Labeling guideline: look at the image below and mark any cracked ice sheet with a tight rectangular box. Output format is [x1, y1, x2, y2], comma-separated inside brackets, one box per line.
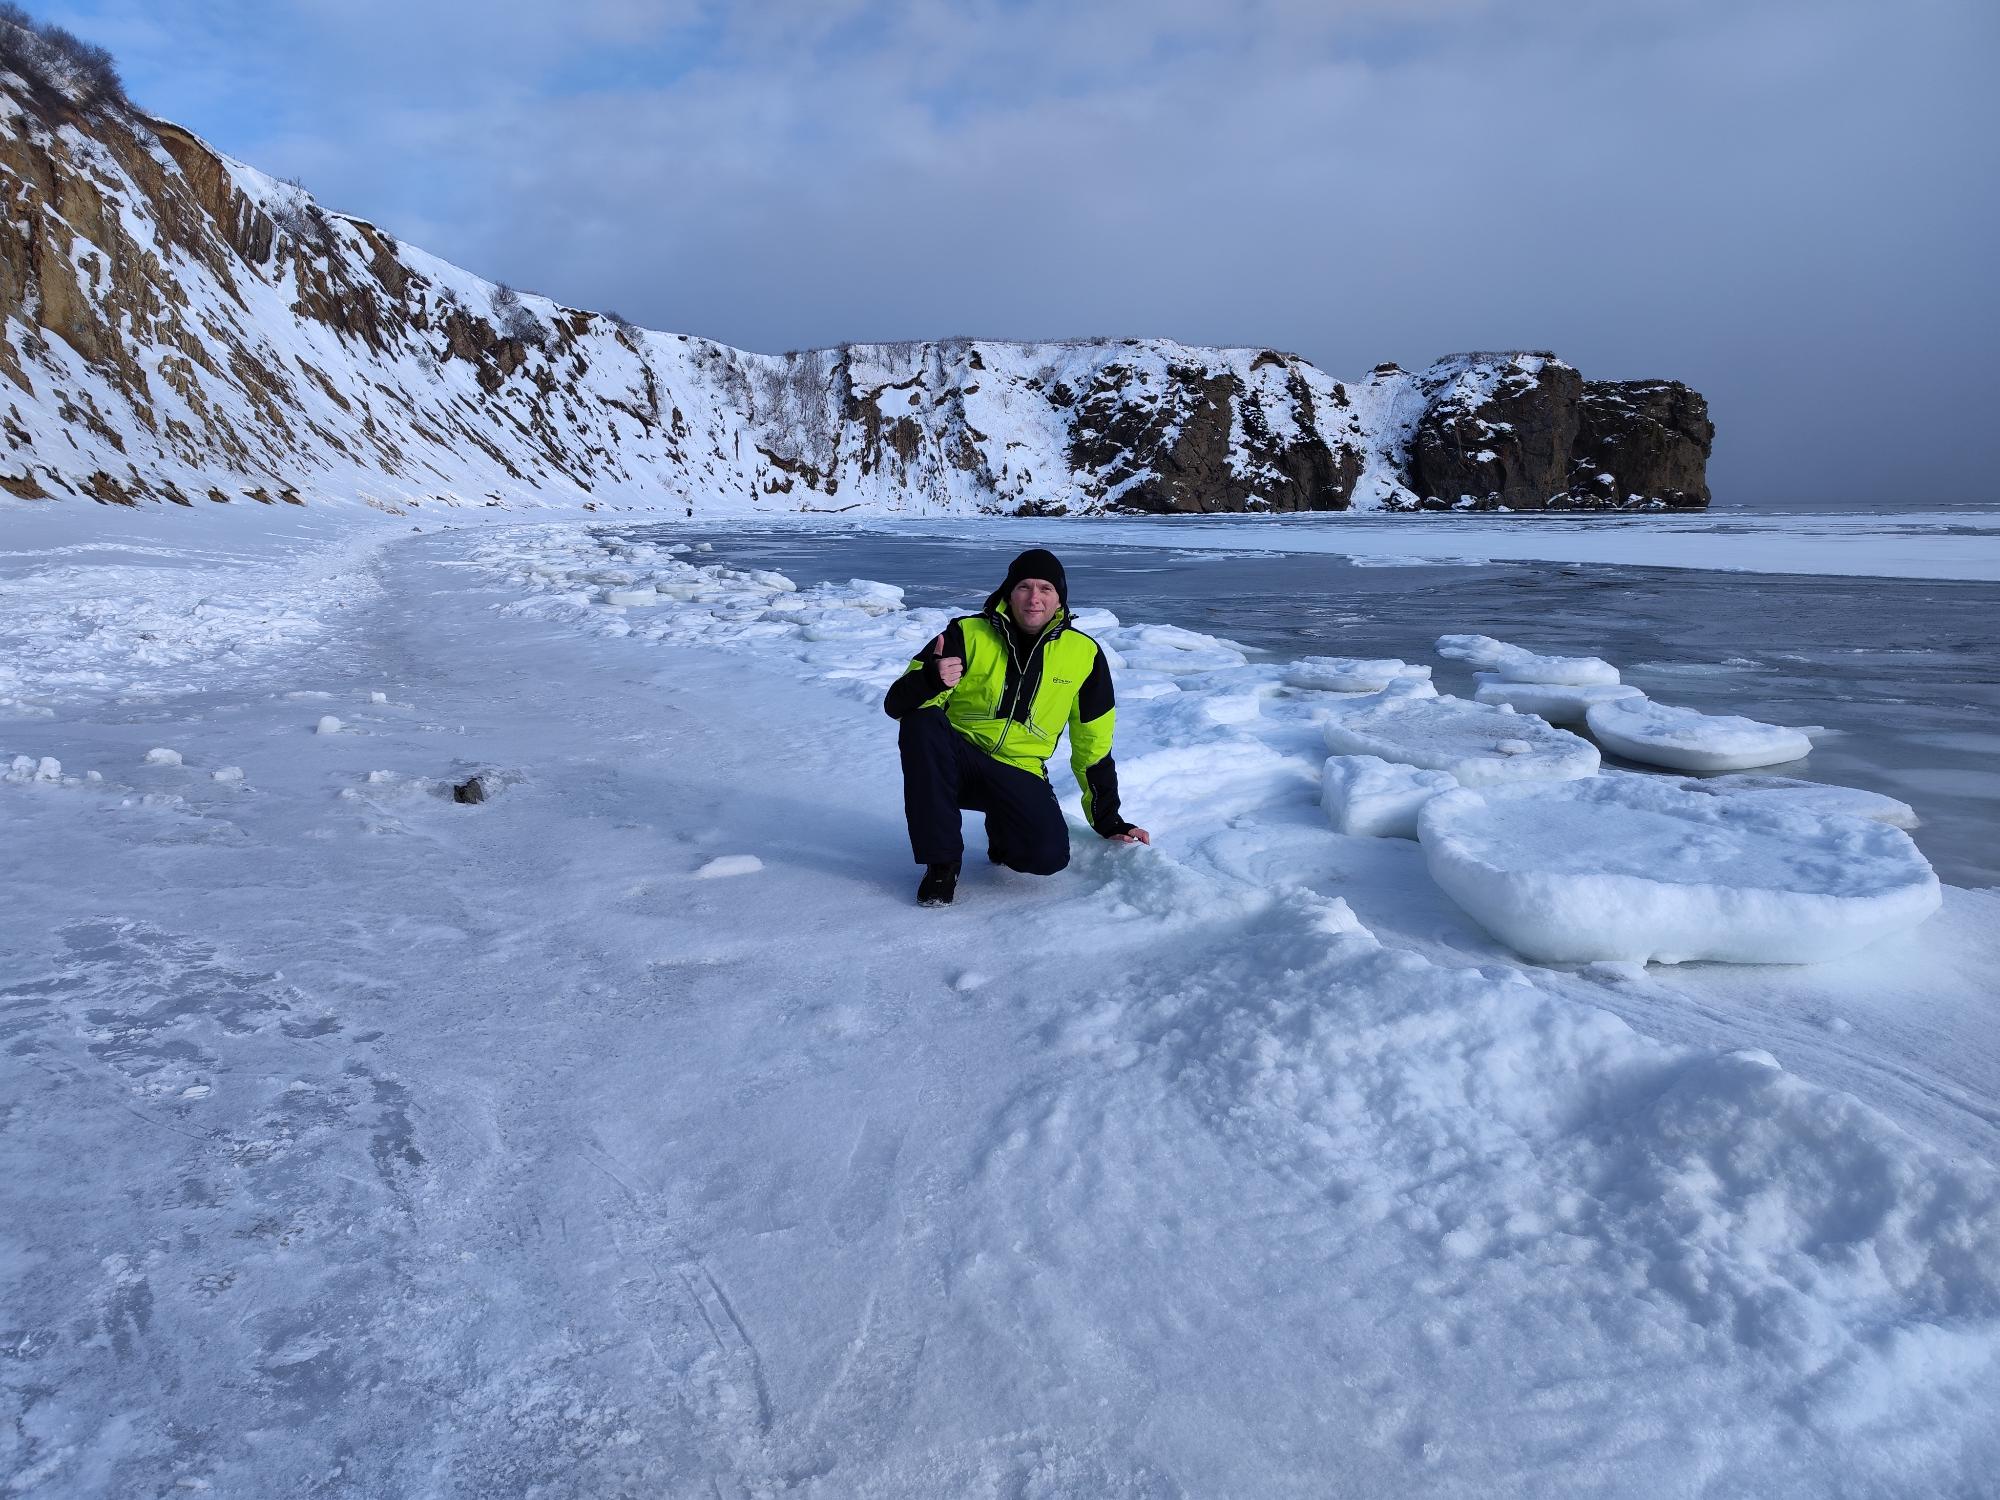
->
[1, 508, 1997, 1499]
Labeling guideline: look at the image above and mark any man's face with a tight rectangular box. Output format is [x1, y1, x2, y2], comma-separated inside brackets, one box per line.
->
[1009, 577, 1060, 632]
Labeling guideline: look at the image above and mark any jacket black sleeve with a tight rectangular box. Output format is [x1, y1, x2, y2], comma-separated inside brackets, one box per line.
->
[884, 618, 968, 720]
[1070, 647, 1134, 838]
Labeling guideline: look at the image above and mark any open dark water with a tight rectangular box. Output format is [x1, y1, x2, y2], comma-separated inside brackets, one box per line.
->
[624, 524, 2000, 890]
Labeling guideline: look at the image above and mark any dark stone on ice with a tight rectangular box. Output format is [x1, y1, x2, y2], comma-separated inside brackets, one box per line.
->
[452, 775, 488, 805]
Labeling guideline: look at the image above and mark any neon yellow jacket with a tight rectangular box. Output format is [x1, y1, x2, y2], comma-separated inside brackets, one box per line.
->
[884, 602, 1131, 836]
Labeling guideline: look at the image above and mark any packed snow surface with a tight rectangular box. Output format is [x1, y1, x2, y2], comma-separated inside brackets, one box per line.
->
[1436, 633, 1622, 685]
[2, 503, 1997, 1498]
[1322, 691, 1601, 786]
[1471, 673, 1642, 725]
[1419, 776, 1943, 964]
[1587, 693, 1814, 772]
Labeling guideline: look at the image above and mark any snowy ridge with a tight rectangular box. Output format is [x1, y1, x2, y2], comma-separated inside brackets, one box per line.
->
[462, 525, 2000, 1484]
[2, 72, 1706, 517]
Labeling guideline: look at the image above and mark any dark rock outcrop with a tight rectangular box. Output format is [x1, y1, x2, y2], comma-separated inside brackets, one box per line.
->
[1065, 355, 1361, 513]
[1408, 355, 1582, 511]
[1406, 354, 1712, 511]
[1568, 381, 1713, 509]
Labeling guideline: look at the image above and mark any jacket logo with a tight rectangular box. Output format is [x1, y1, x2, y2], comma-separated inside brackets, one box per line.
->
[1050, 675, 1077, 685]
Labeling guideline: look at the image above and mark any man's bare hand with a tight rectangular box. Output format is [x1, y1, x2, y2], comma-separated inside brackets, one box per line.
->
[931, 635, 964, 688]
[1111, 826, 1151, 845]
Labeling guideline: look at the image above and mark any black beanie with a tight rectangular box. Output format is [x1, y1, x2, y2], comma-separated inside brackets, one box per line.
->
[997, 548, 1068, 607]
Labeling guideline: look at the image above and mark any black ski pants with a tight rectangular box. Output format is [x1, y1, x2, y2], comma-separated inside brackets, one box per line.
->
[899, 707, 1070, 874]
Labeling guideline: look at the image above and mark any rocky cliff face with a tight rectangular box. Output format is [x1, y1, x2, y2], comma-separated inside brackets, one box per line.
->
[0, 58, 1710, 516]
[1406, 355, 1712, 511]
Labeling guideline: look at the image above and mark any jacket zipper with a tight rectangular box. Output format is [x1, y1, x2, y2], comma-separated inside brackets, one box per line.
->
[992, 614, 1059, 757]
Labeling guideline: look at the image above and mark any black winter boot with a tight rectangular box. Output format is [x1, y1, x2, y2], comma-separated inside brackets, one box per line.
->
[917, 861, 960, 907]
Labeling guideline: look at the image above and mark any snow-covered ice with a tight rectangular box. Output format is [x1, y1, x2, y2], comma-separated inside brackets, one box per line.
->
[879, 508, 2000, 582]
[1321, 753, 1457, 838]
[2, 502, 1996, 1498]
[1419, 775, 1943, 964]
[1680, 771, 1919, 827]
[1322, 691, 1601, 785]
[1586, 693, 1814, 771]
[1437, 632, 1622, 685]
[1114, 622, 1250, 674]
[1282, 655, 1432, 693]
[1471, 672, 1642, 724]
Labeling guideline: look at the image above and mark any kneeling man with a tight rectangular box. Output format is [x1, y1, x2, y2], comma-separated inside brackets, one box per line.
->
[884, 548, 1149, 907]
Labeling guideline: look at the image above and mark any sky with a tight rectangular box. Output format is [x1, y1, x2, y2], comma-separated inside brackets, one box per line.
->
[29, 0, 2000, 506]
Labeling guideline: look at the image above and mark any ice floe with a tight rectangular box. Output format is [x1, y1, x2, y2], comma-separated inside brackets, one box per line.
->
[1320, 754, 1457, 838]
[1116, 623, 1250, 675]
[1675, 772, 1919, 827]
[1586, 694, 1813, 772]
[1322, 692, 1600, 786]
[1419, 775, 1941, 964]
[1436, 633, 1621, 685]
[1471, 673, 1642, 725]
[1282, 656, 1433, 693]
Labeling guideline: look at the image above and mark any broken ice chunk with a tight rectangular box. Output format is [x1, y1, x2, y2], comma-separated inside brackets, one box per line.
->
[1418, 776, 1938, 964]
[1437, 634, 1620, 686]
[1585, 695, 1811, 772]
[1321, 754, 1457, 839]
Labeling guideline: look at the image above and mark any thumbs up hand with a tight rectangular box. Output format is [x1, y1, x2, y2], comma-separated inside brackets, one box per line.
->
[931, 634, 964, 689]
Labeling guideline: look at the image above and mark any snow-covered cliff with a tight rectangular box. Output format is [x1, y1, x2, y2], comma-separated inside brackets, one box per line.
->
[0, 48, 1710, 517]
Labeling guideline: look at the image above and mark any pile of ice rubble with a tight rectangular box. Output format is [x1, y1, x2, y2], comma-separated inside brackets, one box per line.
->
[1322, 633, 1937, 964]
[476, 535, 1939, 969]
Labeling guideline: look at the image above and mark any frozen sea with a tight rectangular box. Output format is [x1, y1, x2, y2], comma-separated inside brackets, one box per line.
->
[4, 497, 1998, 1498]
[652, 523, 2000, 890]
